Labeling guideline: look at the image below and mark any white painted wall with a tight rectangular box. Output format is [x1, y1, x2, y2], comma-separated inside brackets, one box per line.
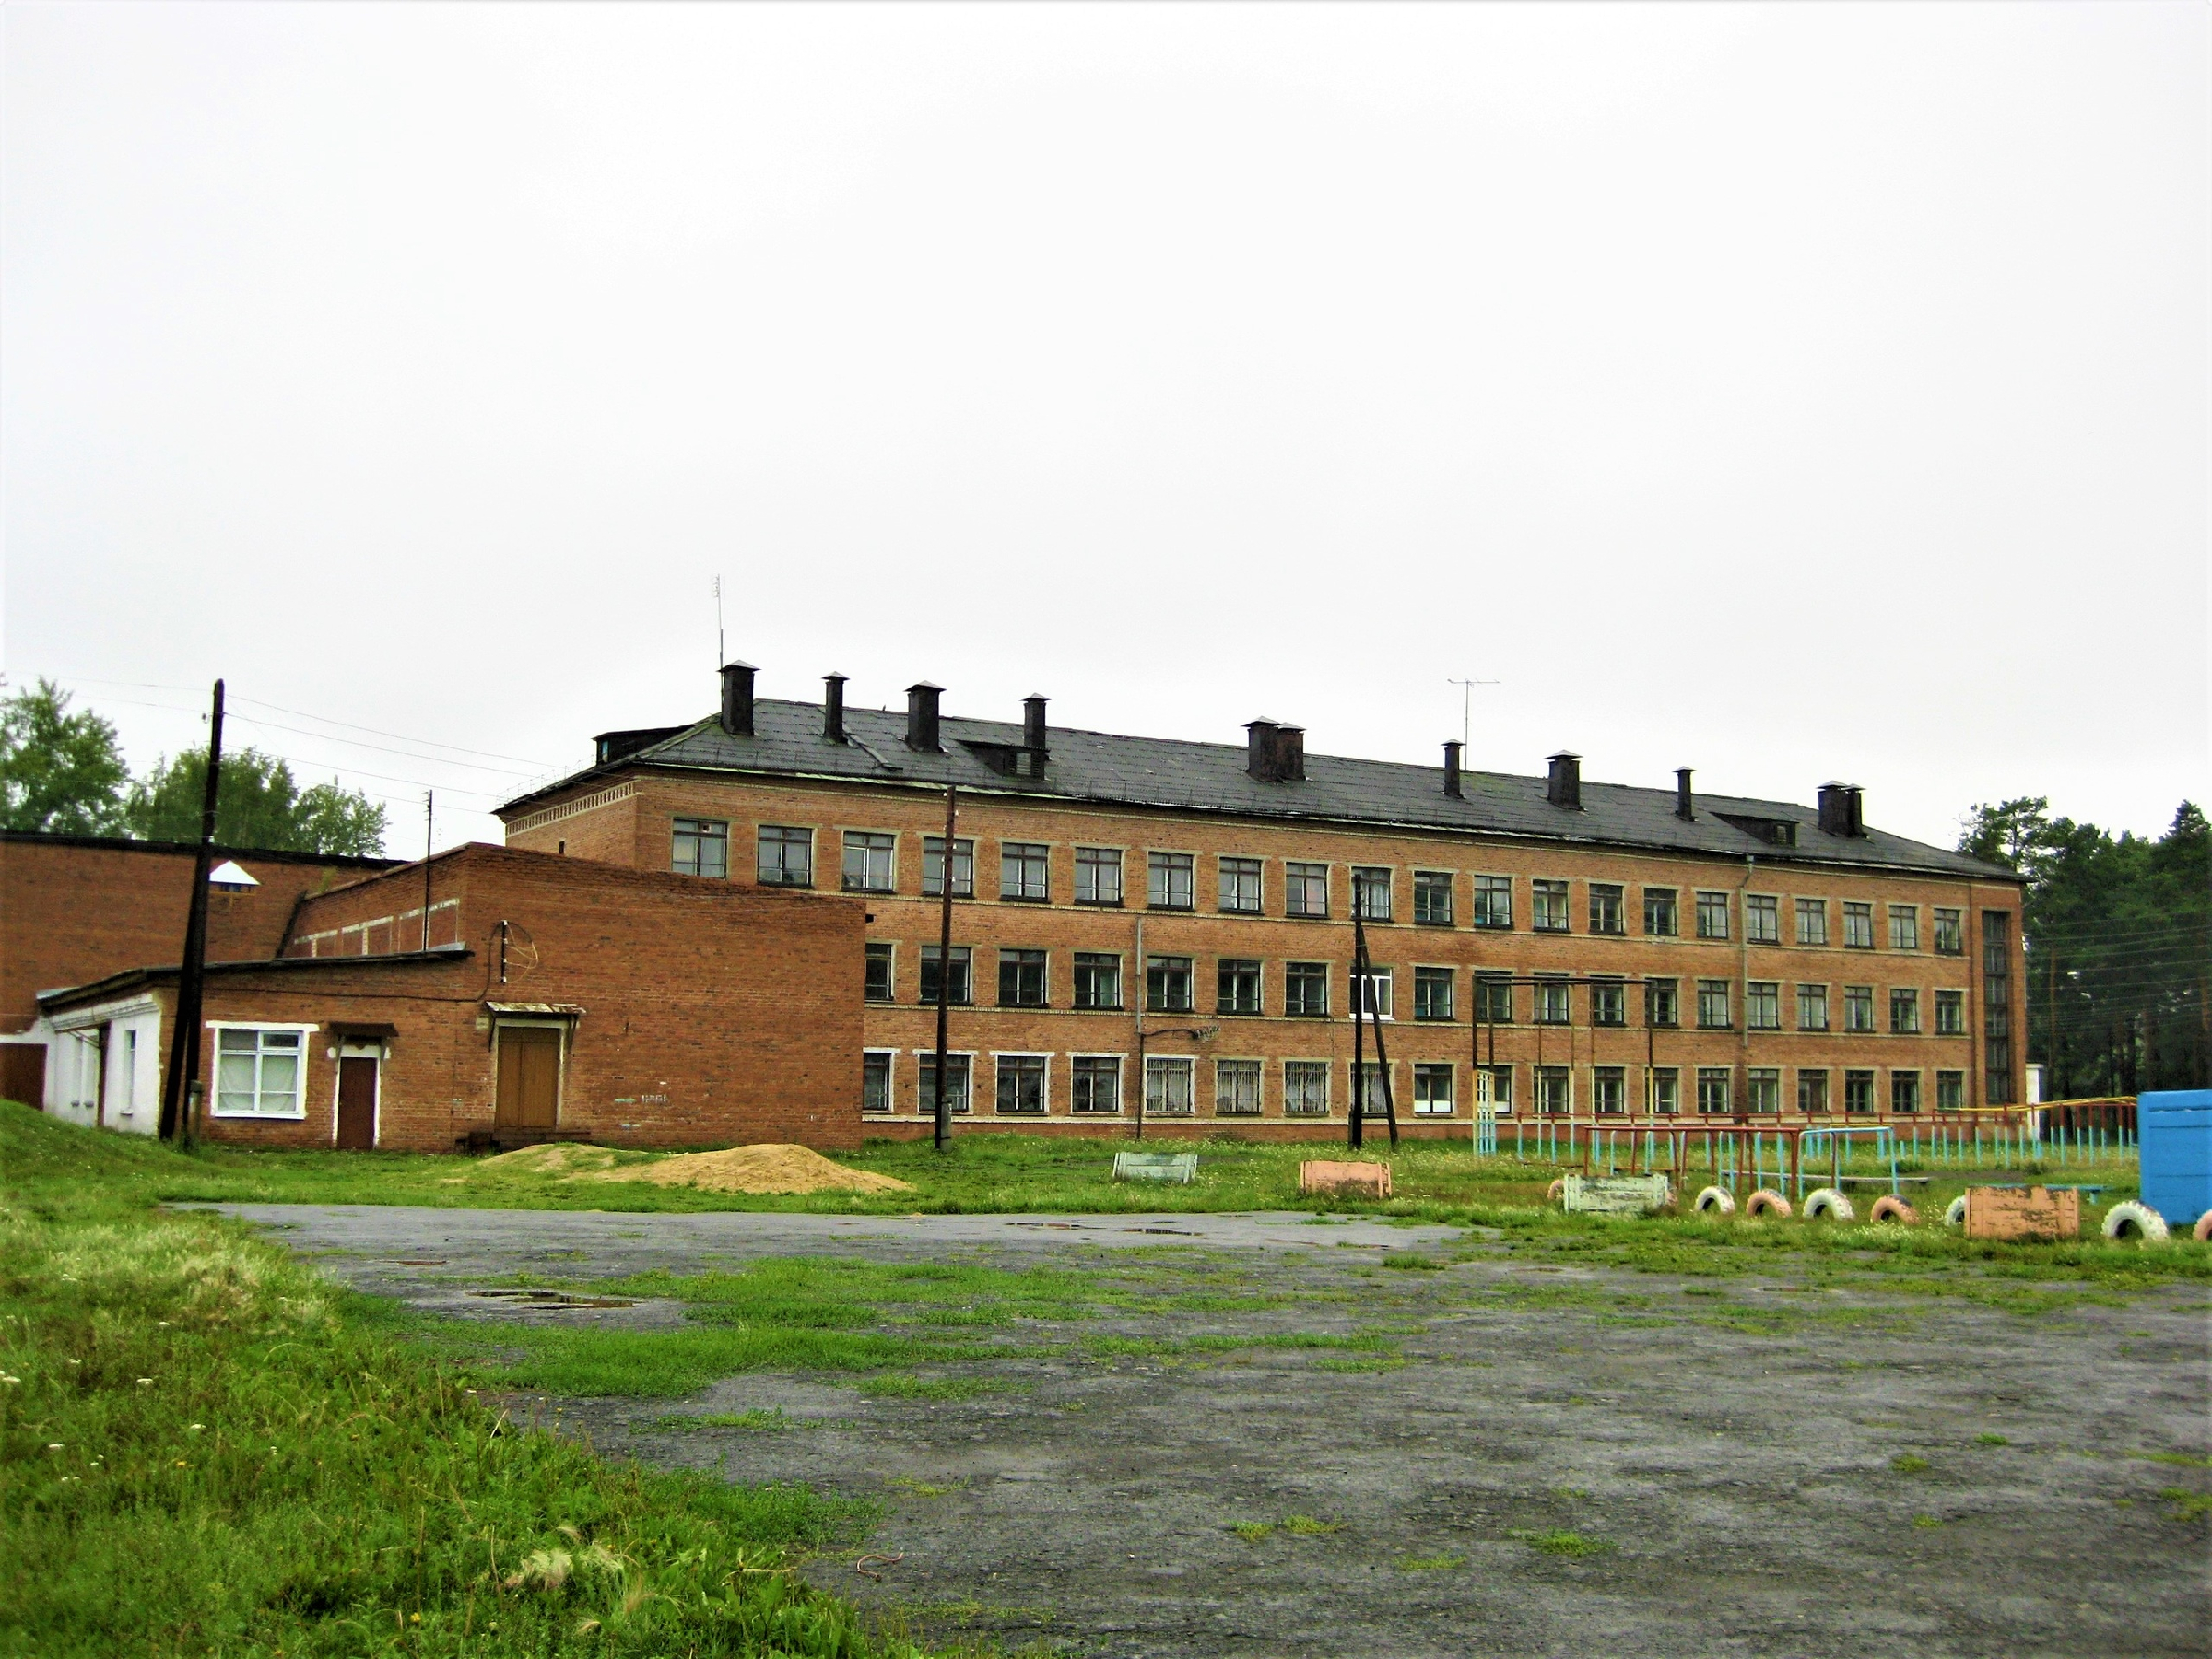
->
[37, 999, 166, 1135]
[100, 1013, 163, 1136]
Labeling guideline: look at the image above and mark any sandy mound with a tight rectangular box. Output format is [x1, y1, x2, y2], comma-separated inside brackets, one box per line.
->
[586, 1143, 913, 1195]
[474, 1142, 620, 1175]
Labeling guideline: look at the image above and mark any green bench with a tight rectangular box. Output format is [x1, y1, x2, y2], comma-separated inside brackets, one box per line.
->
[1113, 1151, 1198, 1184]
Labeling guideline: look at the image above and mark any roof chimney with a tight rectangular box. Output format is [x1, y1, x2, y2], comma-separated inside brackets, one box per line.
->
[1845, 785, 1865, 838]
[905, 682, 942, 752]
[1817, 782, 1851, 836]
[719, 661, 756, 737]
[1442, 740, 1464, 799]
[822, 673, 847, 744]
[1546, 751, 1582, 809]
[1022, 694, 1048, 760]
[1676, 767, 1695, 821]
[1245, 719, 1305, 782]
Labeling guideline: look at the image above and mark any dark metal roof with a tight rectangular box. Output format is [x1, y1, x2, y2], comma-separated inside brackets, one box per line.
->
[0, 829, 396, 869]
[500, 699, 2016, 882]
[38, 946, 472, 1011]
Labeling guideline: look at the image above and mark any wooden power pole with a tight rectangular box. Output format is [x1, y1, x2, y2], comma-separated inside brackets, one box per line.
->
[159, 678, 225, 1146]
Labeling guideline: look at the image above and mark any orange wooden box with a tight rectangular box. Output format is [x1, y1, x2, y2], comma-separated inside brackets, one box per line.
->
[1300, 1159, 1392, 1200]
[1964, 1185, 2080, 1241]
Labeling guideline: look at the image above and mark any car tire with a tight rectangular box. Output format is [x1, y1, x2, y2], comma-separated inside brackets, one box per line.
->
[1802, 1187, 1856, 1222]
[1745, 1189, 1792, 1218]
[1943, 1194, 1968, 1227]
[2194, 1211, 2212, 1244]
[2101, 1200, 2168, 1242]
[1693, 1185, 1735, 1216]
[1869, 1194, 1919, 1225]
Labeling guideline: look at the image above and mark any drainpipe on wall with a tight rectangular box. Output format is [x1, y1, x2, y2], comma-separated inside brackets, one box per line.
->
[1132, 915, 1146, 1142]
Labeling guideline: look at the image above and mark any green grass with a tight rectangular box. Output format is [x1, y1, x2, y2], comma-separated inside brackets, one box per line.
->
[1507, 1528, 1613, 1557]
[647, 1409, 794, 1432]
[1394, 1553, 1465, 1571]
[1892, 1453, 1931, 1474]
[0, 1100, 935, 1658]
[1976, 1432, 2009, 1446]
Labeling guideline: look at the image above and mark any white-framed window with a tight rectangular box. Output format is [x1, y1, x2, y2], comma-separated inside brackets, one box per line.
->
[914, 1051, 973, 1114]
[1283, 1059, 1330, 1116]
[862, 1050, 895, 1112]
[1147, 851, 1195, 911]
[994, 1053, 1049, 1114]
[1071, 1054, 1123, 1114]
[1145, 1055, 1195, 1115]
[212, 1023, 315, 1118]
[1075, 846, 1124, 905]
[1353, 966, 1394, 1020]
[842, 831, 897, 893]
[1214, 1059, 1263, 1116]
[1218, 857, 1264, 914]
[1413, 1063, 1455, 1116]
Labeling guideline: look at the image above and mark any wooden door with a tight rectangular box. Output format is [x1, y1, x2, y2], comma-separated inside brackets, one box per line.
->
[335, 1056, 378, 1150]
[495, 1028, 561, 1129]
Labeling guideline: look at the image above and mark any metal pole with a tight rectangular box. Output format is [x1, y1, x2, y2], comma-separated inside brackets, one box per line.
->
[420, 792, 434, 950]
[160, 678, 224, 1147]
[1349, 914, 1366, 1152]
[930, 786, 957, 1151]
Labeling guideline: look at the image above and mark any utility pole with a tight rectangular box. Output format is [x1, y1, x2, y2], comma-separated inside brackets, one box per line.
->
[159, 678, 225, 1147]
[930, 786, 958, 1151]
[420, 792, 435, 950]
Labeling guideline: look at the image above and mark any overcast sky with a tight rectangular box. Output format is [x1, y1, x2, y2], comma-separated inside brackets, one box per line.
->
[6, 3, 2205, 856]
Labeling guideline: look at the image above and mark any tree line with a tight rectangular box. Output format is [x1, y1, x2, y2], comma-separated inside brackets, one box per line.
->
[1959, 797, 2209, 1097]
[0, 679, 386, 856]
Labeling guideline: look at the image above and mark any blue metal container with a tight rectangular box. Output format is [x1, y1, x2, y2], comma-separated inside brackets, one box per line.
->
[2137, 1089, 2212, 1229]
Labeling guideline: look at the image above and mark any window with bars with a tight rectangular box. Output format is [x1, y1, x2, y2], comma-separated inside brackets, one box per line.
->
[757, 825, 814, 887]
[1075, 846, 1123, 905]
[1643, 888, 1678, 936]
[1215, 1059, 1263, 1116]
[1747, 982, 1781, 1030]
[1696, 891, 1731, 940]
[1696, 980, 1731, 1030]
[1413, 870, 1454, 925]
[1352, 866, 1394, 921]
[1796, 898, 1829, 946]
[1935, 989, 1964, 1035]
[1413, 966, 1455, 1021]
[1746, 895, 1779, 944]
[1797, 983, 1829, 1030]
[1285, 961, 1331, 1017]
[995, 1054, 1047, 1114]
[1352, 1062, 1390, 1115]
[1843, 901, 1875, 949]
[1889, 906, 1920, 952]
[1217, 959, 1262, 1016]
[998, 949, 1048, 1007]
[1645, 978, 1678, 1029]
[1696, 1067, 1732, 1115]
[864, 944, 893, 1003]
[922, 836, 974, 898]
[1218, 857, 1263, 914]
[1286, 862, 1330, 918]
[918, 947, 971, 1006]
[1589, 883, 1626, 935]
[1843, 984, 1875, 1032]
[842, 831, 896, 892]
[1145, 1056, 1195, 1116]
[1532, 879, 1571, 933]
[1000, 842, 1050, 901]
[1591, 979, 1627, 1027]
[1073, 952, 1122, 1010]
[672, 818, 729, 879]
[1889, 987, 1920, 1033]
[1283, 1060, 1330, 1117]
[1071, 1055, 1122, 1114]
[1147, 852, 1195, 910]
[1146, 955, 1194, 1013]
[1414, 1063, 1456, 1116]
[1472, 875, 1512, 929]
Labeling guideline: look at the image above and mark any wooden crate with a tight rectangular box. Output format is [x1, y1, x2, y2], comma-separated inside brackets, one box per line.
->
[1964, 1184, 2080, 1241]
[1300, 1159, 1392, 1200]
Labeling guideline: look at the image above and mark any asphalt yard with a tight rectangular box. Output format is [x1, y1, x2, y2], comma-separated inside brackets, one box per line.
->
[218, 1204, 2212, 1658]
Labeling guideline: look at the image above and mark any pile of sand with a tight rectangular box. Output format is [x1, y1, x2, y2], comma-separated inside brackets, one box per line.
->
[474, 1142, 621, 1176]
[586, 1143, 913, 1196]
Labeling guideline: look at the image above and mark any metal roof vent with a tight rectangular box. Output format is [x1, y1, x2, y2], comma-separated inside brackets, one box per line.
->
[719, 661, 756, 737]
[906, 682, 943, 752]
[1546, 752, 1582, 809]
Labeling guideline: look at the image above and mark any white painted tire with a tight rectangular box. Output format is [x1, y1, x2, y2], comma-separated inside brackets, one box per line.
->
[2194, 1211, 2212, 1244]
[1692, 1185, 1735, 1216]
[2102, 1201, 2168, 1242]
[1745, 1189, 1792, 1218]
[1943, 1195, 1968, 1227]
[1802, 1188, 1856, 1222]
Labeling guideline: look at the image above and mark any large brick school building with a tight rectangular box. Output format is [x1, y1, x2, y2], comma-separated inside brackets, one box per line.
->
[498, 665, 2028, 1139]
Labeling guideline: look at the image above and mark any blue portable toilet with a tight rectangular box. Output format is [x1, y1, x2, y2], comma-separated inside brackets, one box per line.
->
[2137, 1090, 2212, 1231]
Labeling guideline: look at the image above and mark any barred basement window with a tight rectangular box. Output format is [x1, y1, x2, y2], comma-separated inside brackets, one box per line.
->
[1413, 966, 1455, 1021]
[1643, 888, 1678, 936]
[1593, 1065, 1626, 1115]
[1471, 875, 1512, 929]
[1075, 846, 1123, 905]
[1696, 1068, 1731, 1115]
[995, 1054, 1047, 1114]
[1746, 1068, 1781, 1113]
[918, 946, 971, 1006]
[1218, 959, 1262, 1016]
[1073, 952, 1122, 1011]
[864, 943, 894, 1003]
[1591, 979, 1627, 1028]
[1413, 871, 1454, 926]
[1352, 866, 1394, 922]
[1477, 973, 1515, 1025]
[842, 831, 896, 893]
[1286, 862, 1330, 919]
[998, 949, 1047, 1007]
[1071, 1056, 1122, 1114]
[1414, 1063, 1456, 1116]
[757, 825, 814, 887]
[1000, 842, 1050, 902]
[1285, 961, 1331, 1017]
[862, 1052, 892, 1112]
[1283, 1060, 1330, 1117]
[922, 836, 974, 899]
[1215, 1059, 1263, 1116]
[1797, 983, 1829, 1031]
[1696, 891, 1731, 940]
[1936, 988, 1964, 1035]
[1797, 1068, 1830, 1114]
[1147, 955, 1194, 1013]
[1890, 987, 1920, 1033]
[1147, 851, 1195, 911]
[1532, 879, 1571, 933]
[1218, 857, 1263, 914]
[1796, 898, 1829, 946]
[1843, 901, 1875, 949]
[672, 818, 729, 879]
[1589, 883, 1626, 935]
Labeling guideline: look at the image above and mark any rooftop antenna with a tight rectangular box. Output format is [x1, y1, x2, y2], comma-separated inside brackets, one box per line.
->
[714, 574, 724, 668]
[1449, 675, 1500, 755]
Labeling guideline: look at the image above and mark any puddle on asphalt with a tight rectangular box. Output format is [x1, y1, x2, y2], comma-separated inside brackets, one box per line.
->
[467, 1288, 637, 1309]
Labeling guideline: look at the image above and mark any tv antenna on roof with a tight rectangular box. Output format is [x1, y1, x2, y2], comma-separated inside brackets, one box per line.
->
[1449, 676, 1500, 754]
[714, 574, 725, 667]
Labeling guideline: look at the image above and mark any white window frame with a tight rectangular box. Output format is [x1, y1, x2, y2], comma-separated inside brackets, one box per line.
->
[1282, 1058, 1331, 1117]
[1069, 1053, 1125, 1115]
[1352, 966, 1394, 1021]
[1412, 1062, 1455, 1116]
[207, 1021, 318, 1120]
[1144, 1054, 1196, 1115]
[1213, 1057, 1264, 1116]
[862, 1048, 897, 1112]
[910, 1048, 977, 1113]
[991, 1051, 1052, 1115]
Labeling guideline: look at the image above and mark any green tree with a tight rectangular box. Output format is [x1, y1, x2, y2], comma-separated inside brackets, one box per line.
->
[126, 747, 387, 856]
[0, 678, 130, 834]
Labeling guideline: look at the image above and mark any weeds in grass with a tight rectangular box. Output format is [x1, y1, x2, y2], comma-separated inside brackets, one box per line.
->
[1975, 1433, 2009, 1446]
[1912, 1514, 1942, 1528]
[1382, 1255, 1442, 1272]
[649, 1409, 793, 1432]
[886, 1477, 964, 1499]
[1279, 1514, 1341, 1535]
[1312, 1358, 1406, 1373]
[2157, 1488, 2212, 1520]
[2134, 1451, 2212, 1469]
[1394, 1554, 1465, 1571]
[1230, 1522, 1274, 1541]
[1508, 1528, 1613, 1557]
[1892, 1454, 1931, 1474]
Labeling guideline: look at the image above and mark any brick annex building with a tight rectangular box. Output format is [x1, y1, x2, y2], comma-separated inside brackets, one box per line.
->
[499, 665, 2028, 1139]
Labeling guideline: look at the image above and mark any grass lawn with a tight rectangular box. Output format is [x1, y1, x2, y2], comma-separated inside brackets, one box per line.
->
[0, 1101, 944, 1658]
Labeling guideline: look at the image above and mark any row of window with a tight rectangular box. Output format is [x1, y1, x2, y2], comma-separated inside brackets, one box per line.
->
[680, 819, 1962, 950]
[866, 945, 1967, 1033]
[866, 1051, 1971, 1117]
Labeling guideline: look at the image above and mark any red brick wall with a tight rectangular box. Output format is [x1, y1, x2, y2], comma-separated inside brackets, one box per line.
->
[0, 834, 394, 1034]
